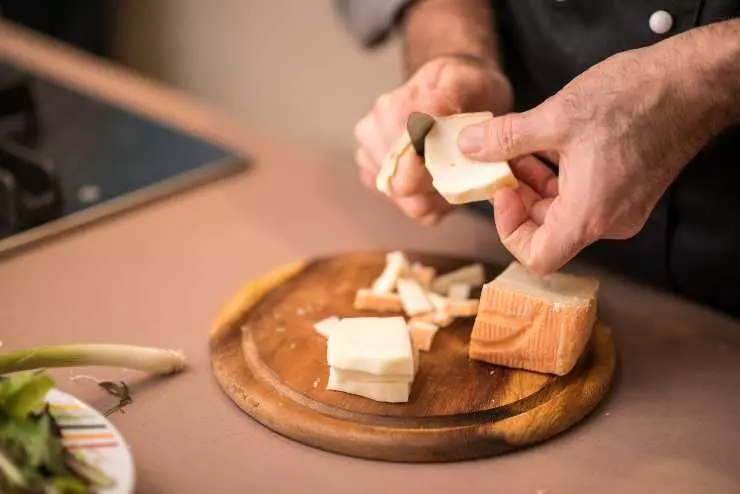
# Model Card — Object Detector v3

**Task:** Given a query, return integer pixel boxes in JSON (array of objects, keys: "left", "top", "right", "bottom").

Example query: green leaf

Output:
[
  {"left": 4, "top": 374, "right": 55, "bottom": 421},
  {"left": 0, "top": 446, "right": 26, "bottom": 488},
  {"left": 46, "top": 475, "right": 89, "bottom": 493}
]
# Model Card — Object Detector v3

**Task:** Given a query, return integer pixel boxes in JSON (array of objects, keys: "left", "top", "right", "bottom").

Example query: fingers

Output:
[
  {"left": 493, "top": 193, "right": 588, "bottom": 275},
  {"left": 458, "top": 107, "right": 559, "bottom": 162},
  {"left": 395, "top": 192, "right": 452, "bottom": 225},
  {"left": 509, "top": 156, "right": 559, "bottom": 198}
]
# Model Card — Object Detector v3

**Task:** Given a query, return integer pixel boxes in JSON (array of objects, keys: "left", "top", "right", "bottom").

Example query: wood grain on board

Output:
[{"left": 209, "top": 252, "right": 616, "bottom": 462}]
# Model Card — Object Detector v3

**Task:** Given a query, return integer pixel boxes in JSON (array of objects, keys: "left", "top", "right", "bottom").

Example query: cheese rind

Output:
[
  {"left": 354, "top": 289, "right": 403, "bottom": 312},
  {"left": 432, "top": 263, "right": 486, "bottom": 293},
  {"left": 313, "top": 316, "right": 341, "bottom": 339},
  {"left": 424, "top": 112, "right": 518, "bottom": 204},
  {"left": 407, "top": 320, "right": 440, "bottom": 352},
  {"left": 327, "top": 371, "right": 411, "bottom": 403},
  {"left": 469, "top": 262, "right": 599, "bottom": 376},
  {"left": 327, "top": 316, "right": 414, "bottom": 376},
  {"left": 396, "top": 278, "right": 433, "bottom": 316},
  {"left": 406, "top": 263, "right": 436, "bottom": 290}
]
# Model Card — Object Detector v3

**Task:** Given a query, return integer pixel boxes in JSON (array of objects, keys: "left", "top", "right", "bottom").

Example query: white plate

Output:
[{"left": 45, "top": 389, "right": 135, "bottom": 494}]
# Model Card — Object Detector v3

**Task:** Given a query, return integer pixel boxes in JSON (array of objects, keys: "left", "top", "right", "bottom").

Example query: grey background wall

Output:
[{"left": 113, "top": 0, "right": 404, "bottom": 158}]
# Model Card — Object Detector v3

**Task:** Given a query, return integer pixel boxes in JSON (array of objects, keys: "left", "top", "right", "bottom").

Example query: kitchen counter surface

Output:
[{"left": 2, "top": 22, "right": 740, "bottom": 494}]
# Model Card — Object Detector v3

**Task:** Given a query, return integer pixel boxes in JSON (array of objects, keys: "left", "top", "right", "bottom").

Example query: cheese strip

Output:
[
  {"left": 354, "top": 289, "right": 403, "bottom": 312},
  {"left": 469, "top": 261, "right": 599, "bottom": 376},
  {"left": 327, "top": 371, "right": 411, "bottom": 403},
  {"left": 447, "top": 283, "right": 471, "bottom": 301},
  {"left": 371, "top": 250, "right": 409, "bottom": 294},
  {"left": 396, "top": 278, "right": 434, "bottom": 316},
  {"left": 424, "top": 112, "right": 518, "bottom": 204},
  {"left": 432, "top": 263, "right": 486, "bottom": 293},
  {"left": 327, "top": 316, "right": 414, "bottom": 377},
  {"left": 313, "top": 316, "right": 341, "bottom": 338},
  {"left": 406, "top": 262, "right": 436, "bottom": 290},
  {"left": 411, "top": 312, "right": 454, "bottom": 329},
  {"left": 408, "top": 319, "right": 439, "bottom": 352},
  {"left": 447, "top": 299, "right": 479, "bottom": 317},
  {"left": 376, "top": 132, "right": 413, "bottom": 196}
]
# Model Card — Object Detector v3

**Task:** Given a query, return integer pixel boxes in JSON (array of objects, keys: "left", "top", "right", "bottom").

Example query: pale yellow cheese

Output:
[
  {"left": 406, "top": 262, "right": 436, "bottom": 290},
  {"left": 469, "top": 261, "right": 599, "bottom": 376},
  {"left": 447, "top": 283, "right": 472, "bottom": 301},
  {"left": 376, "top": 132, "right": 413, "bottom": 196},
  {"left": 432, "top": 263, "right": 486, "bottom": 294},
  {"left": 329, "top": 367, "right": 412, "bottom": 384},
  {"left": 424, "top": 112, "right": 518, "bottom": 204},
  {"left": 396, "top": 278, "right": 433, "bottom": 316},
  {"left": 326, "top": 371, "right": 411, "bottom": 403},
  {"left": 327, "top": 316, "right": 414, "bottom": 377},
  {"left": 407, "top": 319, "right": 440, "bottom": 352},
  {"left": 371, "top": 250, "right": 409, "bottom": 294},
  {"left": 353, "top": 289, "right": 403, "bottom": 312}
]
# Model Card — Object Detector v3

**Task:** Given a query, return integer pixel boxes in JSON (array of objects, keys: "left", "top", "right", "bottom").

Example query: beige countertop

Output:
[{"left": 2, "top": 22, "right": 740, "bottom": 494}]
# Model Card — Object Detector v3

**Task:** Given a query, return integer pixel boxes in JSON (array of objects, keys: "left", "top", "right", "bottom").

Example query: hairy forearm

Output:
[{"left": 401, "top": 0, "right": 503, "bottom": 76}]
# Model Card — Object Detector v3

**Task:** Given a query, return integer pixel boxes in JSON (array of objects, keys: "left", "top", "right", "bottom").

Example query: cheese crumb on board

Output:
[
  {"left": 432, "top": 263, "right": 486, "bottom": 294},
  {"left": 424, "top": 112, "right": 518, "bottom": 204},
  {"left": 371, "top": 251, "right": 409, "bottom": 294},
  {"left": 469, "top": 261, "right": 599, "bottom": 376},
  {"left": 447, "top": 283, "right": 471, "bottom": 301},
  {"left": 396, "top": 278, "right": 434, "bottom": 316},
  {"left": 408, "top": 319, "right": 440, "bottom": 352},
  {"left": 354, "top": 289, "right": 403, "bottom": 312},
  {"left": 313, "top": 316, "right": 341, "bottom": 339},
  {"left": 327, "top": 316, "right": 414, "bottom": 377}
]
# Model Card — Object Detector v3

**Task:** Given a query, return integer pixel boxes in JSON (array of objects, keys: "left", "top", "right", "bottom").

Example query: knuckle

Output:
[{"left": 353, "top": 117, "right": 370, "bottom": 143}]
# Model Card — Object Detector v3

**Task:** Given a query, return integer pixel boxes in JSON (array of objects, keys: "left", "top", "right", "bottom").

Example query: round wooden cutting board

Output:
[{"left": 209, "top": 252, "right": 616, "bottom": 462}]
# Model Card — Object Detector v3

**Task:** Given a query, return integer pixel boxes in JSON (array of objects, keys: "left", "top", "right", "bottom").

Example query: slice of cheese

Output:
[
  {"left": 432, "top": 263, "right": 486, "bottom": 293},
  {"left": 447, "top": 283, "right": 471, "bottom": 301},
  {"left": 371, "top": 250, "right": 409, "bottom": 294},
  {"left": 396, "top": 278, "right": 433, "bottom": 316},
  {"left": 469, "top": 261, "right": 599, "bottom": 376},
  {"left": 447, "top": 299, "right": 479, "bottom": 317},
  {"left": 376, "top": 132, "right": 413, "bottom": 196},
  {"left": 416, "top": 293, "right": 455, "bottom": 327},
  {"left": 407, "top": 319, "right": 440, "bottom": 352},
  {"left": 354, "top": 289, "right": 403, "bottom": 312},
  {"left": 424, "top": 112, "right": 518, "bottom": 204},
  {"left": 313, "top": 316, "right": 341, "bottom": 339},
  {"left": 406, "top": 262, "right": 436, "bottom": 290},
  {"left": 327, "top": 372, "right": 411, "bottom": 403},
  {"left": 329, "top": 367, "right": 412, "bottom": 384},
  {"left": 327, "top": 316, "right": 414, "bottom": 376}
]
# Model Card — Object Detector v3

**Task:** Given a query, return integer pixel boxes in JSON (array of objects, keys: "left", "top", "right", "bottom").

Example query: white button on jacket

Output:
[{"left": 649, "top": 10, "right": 674, "bottom": 34}]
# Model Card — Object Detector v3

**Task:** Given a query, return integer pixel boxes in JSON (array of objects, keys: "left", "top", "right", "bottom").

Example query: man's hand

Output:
[
  {"left": 354, "top": 55, "right": 512, "bottom": 225},
  {"left": 457, "top": 21, "right": 740, "bottom": 274}
]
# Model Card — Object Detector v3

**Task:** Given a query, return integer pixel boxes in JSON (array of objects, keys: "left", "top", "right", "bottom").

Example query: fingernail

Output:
[{"left": 458, "top": 125, "right": 484, "bottom": 154}]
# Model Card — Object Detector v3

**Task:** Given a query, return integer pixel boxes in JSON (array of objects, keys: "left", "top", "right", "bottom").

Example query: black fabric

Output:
[{"left": 480, "top": 0, "right": 740, "bottom": 317}]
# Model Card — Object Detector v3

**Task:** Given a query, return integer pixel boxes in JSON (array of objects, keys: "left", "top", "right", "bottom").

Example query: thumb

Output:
[{"left": 458, "top": 109, "right": 555, "bottom": 162}]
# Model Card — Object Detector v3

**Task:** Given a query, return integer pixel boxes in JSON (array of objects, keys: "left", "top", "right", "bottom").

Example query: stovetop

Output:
[{"left": 0, "top": 62, "right": 247, "bottom": 256}]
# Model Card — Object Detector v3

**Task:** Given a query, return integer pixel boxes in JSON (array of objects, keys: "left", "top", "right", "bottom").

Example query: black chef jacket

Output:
[{"left": 336, "top": 0, "right": 740, "bottom": 318}]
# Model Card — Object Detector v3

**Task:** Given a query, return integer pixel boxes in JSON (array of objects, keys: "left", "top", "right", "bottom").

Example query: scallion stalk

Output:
[{"left": 0, "top": 344, "right": 186, "bottom": 375}]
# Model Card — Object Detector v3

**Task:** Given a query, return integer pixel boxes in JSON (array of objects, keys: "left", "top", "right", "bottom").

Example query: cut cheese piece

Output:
[
  {"left": 354, "top": 289, "right": 403, "bottom": 312},
  {"left": 396, "top": 278, "right": 433, "bottom": 316},
  {"left": 329, "top": 367, "right": 412, "bottom": 384},
  {"left": 327, "top": 371, "right": 411, "bottom": 403},
  {"left": 371, "top": 250, "right": 409, "bottom": 294},
  {"left": 313, "top": 316, "right": 341, "bottom": 338},
  {"left": 447, "top": 299, "right": 479, "bottom": 317},
  {"left": 407, "top": 319, "right": 440, "bottom": 352},
  {"left": 376, "top": 132, "right": 413, "bottom": 196},
  {"left": 447, "top": 283, "right": 471, "bottom": 301},
  {"left": 432, "top": 263, "right": 486, "bottom": 293},
  {"left": 424, "top": 112, "right": 518, "bottom": 204},
  {"left": 327, "top": 316, "right": 414, "bottom": 376},
  {"left": 469, "top": 261, "right": 599, "bottom": 376},
  {"left": 406, "top": 262, "right": 436, "bottom": 290}
]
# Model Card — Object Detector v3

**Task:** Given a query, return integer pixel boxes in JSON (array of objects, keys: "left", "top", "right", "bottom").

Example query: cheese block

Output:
[
  {"left": 447, "top": 299, "right": 479, "bottom": 317},
  {"left": 407, "top": 319, "right": 439, "bottom": 352},
  {"left": 447, "top": 283, "right": 471, "bottom": 301},
  {"left": 354, "top": 289, "right": 403, "bottom": 312},
  {"left": 469, "top": 262, "right": 599, "bottom": 376},
  {"left": 424, "top": 112, "right": 518, "bottom": 204},
  {"left": 396, "top": 278, "right": 434, "bottom": 316},
  {"left": 371, "top": 251, "right": 409, "bottom": 294},
  {"left": 326, "top": 371, "right": 411, "bottom": 403},
  {"left": 327, "top": 316, "right": 414, "bottom": 377},
  {"left": 432, "top": 263, "right": 486, "bottom": 294},
  {"left": 329, "top": 367, "right": 412, "bottom": 384},
  {"left": 313, "top": 316, "right": 341, "bottom": 338},
  {"left": 406, "top": 262, "right": 436, "bottom": 290}
]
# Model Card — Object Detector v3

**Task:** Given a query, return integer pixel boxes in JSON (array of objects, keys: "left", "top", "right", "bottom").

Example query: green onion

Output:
[{"left": 0, "top": 344, "right": 186, "bottom": 375}]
